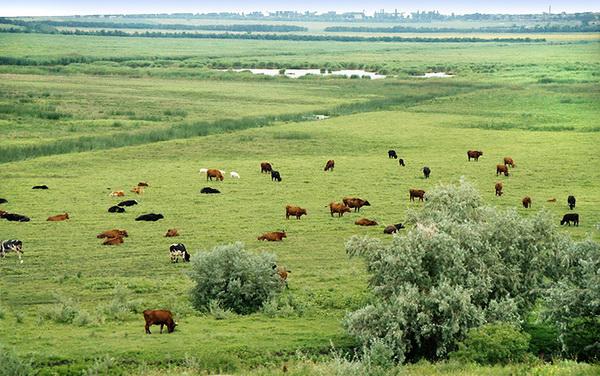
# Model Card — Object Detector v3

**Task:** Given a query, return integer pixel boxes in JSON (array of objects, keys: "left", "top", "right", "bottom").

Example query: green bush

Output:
[
  {"left": 562, "top": 317, "right": 600, "bottom": 361},
  {"left": 189, "top": 242, "right": 282, "bottom": 315},
  {"left": 451, "top": 323, "right": 532, "bottom": 365},
  {"left": 522, "top": 322, "right": 561, "bottom": 359},
  {"left": 0, "top": 344, "right": 31, "bottom": 376}
]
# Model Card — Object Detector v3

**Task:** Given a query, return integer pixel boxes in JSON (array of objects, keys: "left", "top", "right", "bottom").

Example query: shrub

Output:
[
  {"left": 189, "top": 242, "right": 282, "bottom": 314},
  {"left": 0, "top": 345, "right": 31, "bottom": 376},
  {"left": 41, "top": 295, "right": 89, "bottom": 325},
  {"left": 98, "top": 285, "right": 143, "bottom": 321}
]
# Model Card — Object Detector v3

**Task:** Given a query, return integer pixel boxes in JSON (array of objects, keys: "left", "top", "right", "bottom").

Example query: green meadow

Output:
[{"left": 0, "top": 26, "right": 599, "bottom": 374}]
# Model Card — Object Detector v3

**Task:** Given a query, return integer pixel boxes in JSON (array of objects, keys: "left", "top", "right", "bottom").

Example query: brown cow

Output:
[
  {"left": 47, "top": 213, "right": 69, "bottom": 221},
  {"left": 143, "top": 309, "right": 176, "bottom": 334},
  {"left": 165, "top": 229, "right": 179, "bottom": 237},
  {"left": 409, "top": 189, "right": 426, "bottom": 202},
  {"left": 97, "top": 229, "right": 128, "bottom": 239},
  {"left": 257, "top": 231, "right": 287, "bottom": 241},
  {"left": 547, "top": 198, "right": 557, "bottom": 202},
  {"left": 495, "top": 182, "right": 503, "bottom": 197},
  {"left": 103, "top": 236, "right": 124, "bottom": 245},
  {"left": 260, "top": 162, "right": 273, "bottom": 174},
  {"left": 355, "top": 218, "right": 378, "bottom": 226},
  {"left": 384, "top": 223, "right": 405, "bottom": 234},
  {"left": 329, "top": 202, "right": 351, "bottom": 217},
  {"left": 522, "top": 196, "right": 532, "bottom": 209},
  {"left": 343, "top": 197, "right": 371, "bottom": 212},
  {"left": 206, "top": 169, "right": 224, "bottom": 181},
  {"left": 131, "top": 186, "right": 144, "bottom": 195},
  {"left": 273, "top": 265, "right": 291, "bottom": 286},
  {"left": 467, "top": 150, "right": 483, "bottom": 161},
  {"left": 138, "top": 182, "right": 149, "bottom": 187},
  {"left": 503, "top": 157, "right": 516, "bottom": 168},
  {"left": 496, "top": 164, "right": 509, "bottom": 176},
  {"left": 285, "top": 205, "right": 307, "bottom": 220},
  {"left": 324, "top": 160, "right": 335, "bottom": 172},
  {"left": 110, "top": 191, "right": 125, "bottom": 197}
]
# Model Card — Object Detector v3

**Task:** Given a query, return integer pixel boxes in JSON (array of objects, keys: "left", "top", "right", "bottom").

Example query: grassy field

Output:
[{"left": 0, "top": 25, "right": 599, "bottom": 374}]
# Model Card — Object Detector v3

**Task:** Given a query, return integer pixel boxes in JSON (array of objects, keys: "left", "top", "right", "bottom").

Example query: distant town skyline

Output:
[{"left": 2, "top": 0, "right": 599, "bottom": 17}]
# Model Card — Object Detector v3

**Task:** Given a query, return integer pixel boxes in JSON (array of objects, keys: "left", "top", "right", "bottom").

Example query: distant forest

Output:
[{"left": 325, "top": 24, "right": 600, "bottom": 33}]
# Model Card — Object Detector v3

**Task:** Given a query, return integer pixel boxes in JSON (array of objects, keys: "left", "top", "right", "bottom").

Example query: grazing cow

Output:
[
  {"left": 384, "top": 223, "right": 405, "bottom": 234},
  {"left": 495, "top": 182, "right": 503, "bottom": 196},
  {"left": 343, "top": 197, "right": 371, "bottom": 212},
  {"left": 286, "top": 205, "right": 307, "bottom": 220},
  {"left": 199, "top": 168, "right": 208, "bottom": 174},
  {"left": 388, "top": 150, "right": 398, "bottom": 159},
  {"left": 355, "top": 218, "right": 378, "bottom": 226},
  {"left": 567, "top": 195, "right": 576, "bottom": 210},
  {"left": 547, "top": 198, "right": 557, "bottom": 202},
  {"left": 108, "top": 206, "right": 125, "bottom": 213},
  {"left": 561, "top": 213, "right": 579, "bottom": 226},
  {"left": 32, "top": 185, "right": 49, "bottom": 190},
  {"left": 503, "top": 157, "right": 516, "bottom": 168},
  {"left": 169, "top": 243, "right": 190, "bottom": 262},
  {"left": 206, "top": 169, "right": 224, "bottom": 181},
  {"left": 118, "top": 200, "right": 138, "bottom": 207},
  {"left": 261, "top": 162, "right": 273, "bottom": 174},
  {"left": 0, "top": 198, "right": 7, "bottom": 204},
  {"left": 399, "top": 158, "right": 405, "bottom": 167},
  {"left": 143, "top": 309, "right": 176, "bottom": 334},
  {"left": 131, "top": 186, "right": 144, "bottom": 195},
  {"left": 230, "top": 171, "right": 240, "bottom": 179},
  {"left": 200, "top": 187, "right": 220, "bottom": 194},
  {"left": 257, "top": 231, "right": 287, "bottom": 242},
  {"left": 110, "top": 191, "right": 125, "bottom": 197},
  {"left": 165, "top": 228, "right": 179, "bottom": 237},
  {"left": 138, "top": 182, "right": 149, "bottom": 187},
  {"left": 522, "top": 196, "right": 532, "bottom": 209},
  {"left": 103, "top": 236, "right": 124, "bottom": 245},
  {"left": 422, "top": 166, "right": 431, "bottom": 179},
  {"left": 1, "top": 239, "right": 23, "bottom": 261},
  {"left": 97, "top": 229, "right": 128, "bottom": 239},
  {"left": 496, "top": 164, "right": 509, "bottom": 176},
  {"left": 409, "top": 189, "right": 426, "bottom": 202},
  {"left": 272, "top": 264, "right": 291, "bottom": 287},
  {"left": 467, "top": 150, "right": 483, "bottom": 161},
  {"left": 271, "top": 170, "right": 282, "bottom": 182},
  {"left": 0, "top": 211, "right": 30, "bottom": 222},
  {"left": 47, "top": 213, "right": 69, "bottom": 221},
  {"left": 135, "top": 213, "right": 164, "bottom": 222},
  {"left": 324, "top": 160, "right": 335, "bottom": 172},
  {"left": 329, "top": 202, "right": 351, "bottom": 217}
]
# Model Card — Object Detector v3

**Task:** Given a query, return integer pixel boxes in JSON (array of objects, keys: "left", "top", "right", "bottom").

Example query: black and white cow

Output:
[
  {"left": 1, "top": 239, "right": 23, "bottom": 261},
  {"left": 169, "top": 243, "right": 190, "bottom": 263}
]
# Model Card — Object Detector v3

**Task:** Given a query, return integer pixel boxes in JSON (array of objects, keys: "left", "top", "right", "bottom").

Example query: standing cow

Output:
[
  {"left": 567, "top": 195, "right": 576, "bottom": 210},
  {"left": 503, "top": 157, "right": 516, "bottom": 168},
  {"left": 467, "top": 150, "right": 483, "bottom": 161},
  {"left": 1, "top": 239, "right": 23, "bottom": 262},
  {"left": 522, "top": 196, "right": 532, "bottom": 209},
  {"left": 169, "top": 243, "right": 190, "bottom": 263},
  {"left": 143, "top": 310, "right": 176, "bottom": 334},
  {"left": 260, "top": 162, "right": 273, "bottom": 174},
  {"left": 206, "top": 169, "right": 224, "bottom": 181},
  {"left": 496, "top": 164, "right": 509, "bottom": 176},
  {"left": 388, "top": 150, "right": 398, "bottom": 159},
  {"left": 324, "top": 160, "right": 335, "bottom": 172},
  {"left": 409, "top": 189, "right": 426, "bottom": 202},
  {"left": 495, "top": 182, "right": 503, "bottom": 196},
  {"left": 422, "top": 167, "right": 431, "bottom": 179}
]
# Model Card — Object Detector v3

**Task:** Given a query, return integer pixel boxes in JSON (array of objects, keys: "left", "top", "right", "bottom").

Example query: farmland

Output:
[{"left": 0, "top": 17, "right": 599, "bottom": 375}]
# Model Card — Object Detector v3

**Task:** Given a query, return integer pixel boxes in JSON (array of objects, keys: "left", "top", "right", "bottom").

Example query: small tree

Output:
[{"left": 189, "top": 242, "right": 282, "bottom": 315}]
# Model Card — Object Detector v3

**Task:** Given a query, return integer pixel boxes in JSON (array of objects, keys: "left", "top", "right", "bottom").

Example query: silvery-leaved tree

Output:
[{"left": 344, "top": 179, "right": 576, "bottom": 363}]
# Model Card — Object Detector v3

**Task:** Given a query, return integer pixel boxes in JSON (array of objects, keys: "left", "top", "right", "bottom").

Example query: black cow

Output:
[
  {"left": 271, "top": 171, "right": 282, "bottom": 182},
  {"left": 108, "top": 206, "right": 125, "bottom": 213},
  {"left": 423, "top": 167, "right": 431, "bottom": 179},
  {"left": 567, "top": 195, "right": 576, "bottom": 210},
  {"left": 32, "top": 185, "right": 48, "bottom": 190},
  {"left": 200, "top": 187, "right": 220, "bottom": 194},
  {"left": 118, "top": 200, "right": 138, "bottom": 207},
  {"left": 135, "top": 213, "right": 164, "bottom": 222},
  {"left": 1, "top": 239, "right": 23, "bottom": 261},
  {"left": 560, "top": 213, "right": 579, "bottom": 226},
  {"left": 0, "top": 198, "right": 7, "bottom": 204},
  {"left": 388, "top": 150, "right": 398, "bottom": 159},
  {"left": 398, "top": 159, "right": 405, "bottom": 167},
  {"left": 170, "top": 243, "right": 190, "bottom": 263},
  {"left": 0, "top": 212, "right": 30, "bottom": 222}
]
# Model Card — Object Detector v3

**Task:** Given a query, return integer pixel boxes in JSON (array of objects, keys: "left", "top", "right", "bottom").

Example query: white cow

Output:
[{"left": 230, "top": 171, "right": 240, "bottom": 179}]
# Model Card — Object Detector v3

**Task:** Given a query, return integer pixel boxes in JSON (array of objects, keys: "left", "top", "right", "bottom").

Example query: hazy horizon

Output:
[{"left": 2, "top": 0, "right": 599, "bottom": 17}]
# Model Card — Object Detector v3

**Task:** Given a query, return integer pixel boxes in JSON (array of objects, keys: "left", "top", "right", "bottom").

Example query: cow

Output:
[
  {"left": 230, "top": 171, "right": 240, "bottom": 179},
  {"left": 496, "top": 164, "right": 509, "bottom": 176},
  {"left": 522, "top": 196, "right": 532, "bottom": 209},
  {"left": 567, "top": 195, "right": 576, "bottom": 210},
  {"left": 561, "top": 213, "right": 579, "bottom": 226},
  {"left": 1, "top": 239, "right": 23, "bottom": 261},
  {"left": 258, "top": 231, "right": 287, "bottom": 241},
  {"left": 272, "top": 264, "right": 291, "bottom": 287},
  {"left": 206, "top": 169, "right": 224, "bottom": 181},
  {"left": 169, "top": 243, "right": 190, "bottom": 262},
  {"left": 0, "top": 211, "right": 30, "bottom": 222},
  {"left": 131, "top": 186, "right": 144, "bottom": 195},
  {"left": 143, "top": 309, "right": 176, "bottom": 334},
  {"left": 343, "top": 197, "right": 371, "bottom": 212},
  {"left": 110, "top": 191, "right": 125, "bottom": 197},
  {"left": 384, "top": 223, "right": 405, "bottom": 234},
  {"left": 108, "top": 206, "right": 125, "bottom": 213},
  {"left": 388, "top": 150, "right": 398, "bottom": 159},
  {"left": 97, "top": 229, "right": 128, "bottom": 239},
  {"left": 165, "top": 229, "right": 179, "bottom": 237},
  {"left": 103, "top": 236, "right": 124, "bottom": 245},
  {"left": 32, "top": 185, "right": 49, "bottom": 190},
  {"left": 409, "top": 189, "right": 426, "bottom": 202},
  {"left": 329, "top": 202, "right": 351, "bottom": 217},
  {"left": 324, "top": 160, "right": 335, "bottom": 172},
  {"left": 118, "top": 200, "right": 138, "bottom": 207},
  {"left": 271, "top": 171, "right": 282, "bottom": 182},
  {"left": 423, "top": 166, "right": 431, "bottom": 179},
  {"left": 355, "top": 218, "right": 378, "bottom": 226},
  {"left": 285, "top": 205, "right": 307, "bottom": 220},
  {"left": 200, "top": 187, "right": 220, "bottom": 194},
  {"left": 0, "top": 198, "right": 7, "bottom": 204},
  {"left": 135, "top": 213, "right": 164, "bottom": 222},
  {"left": 138, "top": 182, "right": 149, "bottom": 187},
  {"left": 503, "top": 157, "right": 516, "bottom": 168},
  {"left": 47, "top": 213, "right": 69, "bottom": 221},
  {"left": 495, "top": 182, "right": 503, "bottom": 196},
  {"left": 399, "top": 158, "right": 405, "bottom": 167},
  {"left": 467, "top": 150, "right": 483, "bottom": 161},
  {"left": 261, "top": 162, "right": 273, "bottom": 174},
  {"left": 547, "top": 198, "right": 557, "bottom": 202}
]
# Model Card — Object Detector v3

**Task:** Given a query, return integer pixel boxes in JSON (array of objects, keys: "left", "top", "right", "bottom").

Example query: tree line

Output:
[{"left": 325, "top": 24, "right": 600, "bottom": 33}]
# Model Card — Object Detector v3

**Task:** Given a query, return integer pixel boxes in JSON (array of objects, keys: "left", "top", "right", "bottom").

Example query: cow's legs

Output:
[
  {"left": 160, "top": 324, "right": 164, "bottom": 333},
  {"left": 145, "top": 324, "right": 151, "bottom": 334}
]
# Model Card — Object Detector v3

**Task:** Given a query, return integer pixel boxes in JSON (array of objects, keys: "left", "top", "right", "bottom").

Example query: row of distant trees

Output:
[{"left": 325, "top": 24, "right": 600, "bottom": 33}]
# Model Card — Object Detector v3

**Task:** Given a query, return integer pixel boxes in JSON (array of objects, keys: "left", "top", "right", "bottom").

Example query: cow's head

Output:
[{"left": 363, "top": 201, "right": 371, "bottom": 206}]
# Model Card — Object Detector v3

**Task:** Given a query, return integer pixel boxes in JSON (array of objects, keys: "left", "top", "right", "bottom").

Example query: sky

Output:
[{"left": 1, "top": 0, "right": 598, "bottom": 17}]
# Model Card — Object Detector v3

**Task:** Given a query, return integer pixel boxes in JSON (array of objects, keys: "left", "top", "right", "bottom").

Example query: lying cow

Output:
[
  {"left": 143, "top": 309, "right": 176, "bottom": 334},
  {"left": 261, "top": 162, "right": 273, "bottom": 174},
  {"left": 343, "top": 197, "right": 371, "bottom": 212},
  {"left": 496, "top": 164, "right": 509, "bottom": 176},
  {"left": 170, "top": 243, "right": 190, "bottom": 262},
  {"left": 561, "top": 213, "right": 579, "bottom": 226},
  {"left": 110, "top": 191, "right": 125, "bottom": 197},
  {"left": 97, "top": 229, "right": 128, "bottom": 239},
  {"left": 495, "top": 182, "right": 503, "bottom": 196},
  {"left": 409, "top": 189, "right": 426, "bottom": 202},
  {"left": 1, "top": 239, "right": 23, "bottom": 261},
  {"left": 384, "top": 223, "right": 405, "bottom": 234},
  {"left": 118, "top": 200, "right": 138, "bottom": 207},
  {"left": 200, "top": 187, "right": 220, "bottom": 194},
  {"left": 230, "top": 171, "right": 240, "bottom": 179},
  {"left": 522, "top": 196, "right": 532, "bottom": 209},
  {"left": 131, "top": 186, "right": 144, "bottom": 195},
  {"left": 207, "top": 169, "right": 224, "bottom": 181},
  {"left": 388, "top": 150, "right": 398, "bottom": 159},
  {"left": 567, "top": 195, "right": 576, "bottom": 210},
  {"left": 355, "top": 218, "right": 378, "bottom": 226},
  {"left": 467, "top": 150, "right": 483, "bottom": 161},
  {"left": 32, "top": 185, "right": 49, "bottom": 190},
  {"left": 324, "top": 160, "right": 335, "bottom": 172},
  {"left": 329, "top": 202, "right": 351, "bottom": 217},
  {"left": 138, "top": 182, "right": 149, "bottom": 187},
  {"left": 103, "top": 236, "right": 124, "bottom": 245},
  {"left": 47, "top": 213, "right": 69, "bottom": 221},
  {"left": 165, "top": 229, "right": 179, "bottom": 237},
  {"left": 0, "top": 211, "right": 30, "bottom": 222},
  {"left": 285, "top": 205, "right": 307, "bottom": 220},
  {"left": 0, "top": 198, "right": 8, "bottom": 204},
  {"left": 258, "top": 231, "right": 287, "bottom": 242},
  {"left": 108, "top": 205, "right": 126, "bottom": 213},
  {"left": 422, "top": 166, "right": 431, "bottom": 179},
  {"left": 135, "top": 213, "right": 164, "bottom": 222},
  {"left": 503, "top": 157, "right": 516, "bottom": 168}
]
